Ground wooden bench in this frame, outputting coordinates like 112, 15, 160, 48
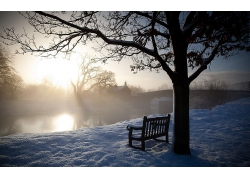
126, 114, 170, 151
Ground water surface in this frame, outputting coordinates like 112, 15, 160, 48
0, 106, 152, 137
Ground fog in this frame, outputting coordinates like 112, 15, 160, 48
2, 81, 250, 138
0, 86, 164, 137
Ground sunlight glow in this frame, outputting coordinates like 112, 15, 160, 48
34, 57, 80, 88
55, 114, 74, 131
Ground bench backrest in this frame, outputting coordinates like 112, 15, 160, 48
142, 114, 170, 140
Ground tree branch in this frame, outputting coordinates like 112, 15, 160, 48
153, 29, 170, 39
149, 13, 174, 80
132, 11, 169, 28
35, 11, 155, 56
188, 41, 221, 84
151, 12, 158, 54
182, 12, 198, 36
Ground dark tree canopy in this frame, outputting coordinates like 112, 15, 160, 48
1, 12, 249, 83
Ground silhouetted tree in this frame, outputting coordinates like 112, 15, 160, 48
0, 45, 23, 99
90, 70, 117, 95
192, 75, 229, 109
128, 84, 146, 95
70, 55, 116, 105
20, 80, 66, 100
1, 11, 250, 155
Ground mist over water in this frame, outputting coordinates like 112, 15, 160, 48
0, 84, 181, 138
0, 113, 75, 136
1, 89, 249, 137
0, 97, 156, 137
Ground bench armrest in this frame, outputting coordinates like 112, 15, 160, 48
127, 125, 143, 131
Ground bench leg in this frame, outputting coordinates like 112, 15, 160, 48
129, 137, 132, 147
141, 141, 145, 151
128, 129, 133, 146
166, 133, 169, 143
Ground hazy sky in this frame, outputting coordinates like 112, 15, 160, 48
0, 11, 250, 90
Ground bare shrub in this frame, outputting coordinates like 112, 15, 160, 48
192, 75, 229, 109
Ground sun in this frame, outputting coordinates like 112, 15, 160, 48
35, 57, 79, 88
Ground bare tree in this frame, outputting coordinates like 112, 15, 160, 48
90, 70, 117, 95
127, 84, 146, 95
192, 75, 229, 109
20, 81, 66, 100
4, 71, 23, 99
0, 45, 23, 99
157, 83, 169, 91
1, 11, 250, 155
0, 45, 13, 84
70, 55, 116, 105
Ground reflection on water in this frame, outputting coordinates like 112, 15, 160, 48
0, 113, 80, 137
0, 105, 154, 137
54, 114, 74, 132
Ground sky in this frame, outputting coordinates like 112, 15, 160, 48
0, 11, 250, 90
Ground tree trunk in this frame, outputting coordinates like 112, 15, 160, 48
167, 17, 191, 154
170, 36, 190, 154
172, 78, 191, 155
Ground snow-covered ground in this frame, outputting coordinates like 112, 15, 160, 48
1, 98, 250, 176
